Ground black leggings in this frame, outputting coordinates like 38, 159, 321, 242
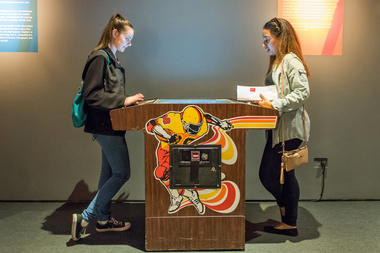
259, 131, 302, 226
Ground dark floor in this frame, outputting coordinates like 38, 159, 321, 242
0, 201, 379, 252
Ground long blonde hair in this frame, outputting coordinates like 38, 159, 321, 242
264, 18, 310, 77
93, 13, 133, 53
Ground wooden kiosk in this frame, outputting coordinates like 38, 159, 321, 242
110, 99, 279, 251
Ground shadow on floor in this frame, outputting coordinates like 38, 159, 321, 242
42, 200, 321, 250
245, 202, 322, 243
42, 202, 145, 251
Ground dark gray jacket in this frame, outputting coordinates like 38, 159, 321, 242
82, 47, 127, 136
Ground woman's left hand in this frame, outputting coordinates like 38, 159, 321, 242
253, 94, 273, 108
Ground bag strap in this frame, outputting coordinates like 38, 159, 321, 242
281, 64, 285, 154
98, 49, 110, 67
280, 65, 285, 184
98, 50, 110, 85
81, 49, 110, 86
280, 63, 307, 184
280, 63, 307, 154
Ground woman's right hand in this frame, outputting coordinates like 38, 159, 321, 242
124, 93, 144, 106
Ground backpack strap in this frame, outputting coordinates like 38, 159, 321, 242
98, 49, 110, 67
81, 49, 110, 81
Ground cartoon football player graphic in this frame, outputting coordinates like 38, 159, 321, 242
146, 105, 233, 214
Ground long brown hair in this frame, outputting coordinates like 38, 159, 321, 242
93, 13, 133, 53
264, 18, 310, 76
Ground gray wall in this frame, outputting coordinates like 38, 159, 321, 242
1, 0, 379, 201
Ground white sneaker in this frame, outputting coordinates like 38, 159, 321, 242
187, 190, 205, 215
168, 195, 184, 213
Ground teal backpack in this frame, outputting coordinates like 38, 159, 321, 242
71, 50, 109, 128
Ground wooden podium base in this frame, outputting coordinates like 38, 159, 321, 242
145, 216, 245, 251
110, 99, 278, 251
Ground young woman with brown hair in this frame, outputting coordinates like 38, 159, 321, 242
255, 17, 310, 236
71, 13, 144, 241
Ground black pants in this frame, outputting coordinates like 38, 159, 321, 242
259, 131, 302, 226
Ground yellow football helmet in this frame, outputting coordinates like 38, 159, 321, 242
181, 106, 204, 136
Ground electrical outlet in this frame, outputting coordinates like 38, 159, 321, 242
314, 158, 328, 168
